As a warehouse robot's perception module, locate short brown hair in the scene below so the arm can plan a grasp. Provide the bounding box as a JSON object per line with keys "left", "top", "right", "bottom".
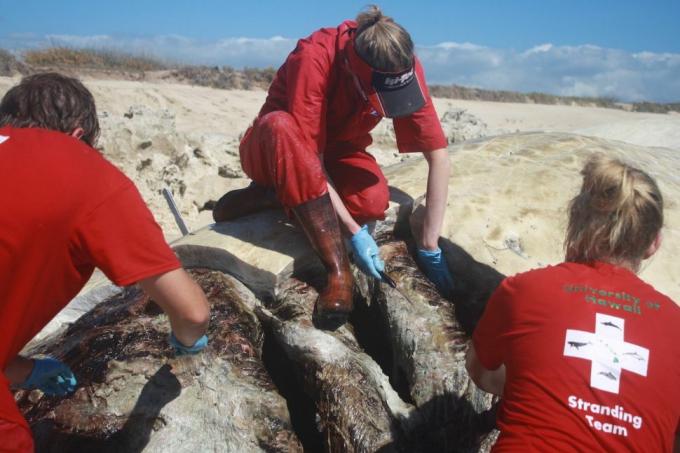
{"left": 565, "top": 155, "right": 663, "bottom": 265}
{"left": 354, "top": 5, "right": 414, "bottom": 72}
{"left": 0, "top": 72, "right": 100, "bottom": 146}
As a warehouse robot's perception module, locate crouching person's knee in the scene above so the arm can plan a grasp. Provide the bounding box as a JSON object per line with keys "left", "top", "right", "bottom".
{"left": 350, "top": 186, "right": 389, "bottom": 225}
{"left": 257, "top": 111, "right": 299, "bottom": 137}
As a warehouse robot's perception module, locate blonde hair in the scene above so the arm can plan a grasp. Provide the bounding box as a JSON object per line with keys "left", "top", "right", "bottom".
{"left": 565, "top": 155, "right": 663, "bottom": 264}
{"left": 354, "top": 5, "right": 414, "bottom": 72}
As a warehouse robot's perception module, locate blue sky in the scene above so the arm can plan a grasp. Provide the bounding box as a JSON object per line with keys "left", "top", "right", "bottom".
{"left": 1, "top": 1, "right": 679, "bottom": 101}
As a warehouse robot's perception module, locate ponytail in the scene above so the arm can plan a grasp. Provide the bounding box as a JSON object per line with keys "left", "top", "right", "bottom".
{"left": 565, "top": 155, "right": 663, "bottom": 264}
{"left": 354, "top": 5, "right": 414, "bottom": 72}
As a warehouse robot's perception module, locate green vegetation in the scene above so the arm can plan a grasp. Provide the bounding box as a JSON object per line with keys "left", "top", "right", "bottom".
{"left": 170, "top": 65, "right": 276, "bottom": 90}
{"left": 23, "top": 47, "right": 167, "bottom": 71}
{"left": 430, "top": 84, "right": 621, "bottom": 109}
{"left": 0, "top": 48, "right": 28, "bottom": 76}
{"left": 631, "top": 102, "right": 680, "bottom": 114}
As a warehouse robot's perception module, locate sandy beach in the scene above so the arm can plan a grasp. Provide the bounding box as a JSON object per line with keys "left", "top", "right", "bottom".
{"left": 2, "top": 75, "right": 679, "bottom": 242}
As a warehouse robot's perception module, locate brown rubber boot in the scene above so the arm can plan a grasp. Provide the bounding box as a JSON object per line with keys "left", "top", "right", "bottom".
{"left": 292, "top": 193, "right": 353, "bottom": 330}
{"left": 213, "top": 182, "right": 281, "bottom": 222}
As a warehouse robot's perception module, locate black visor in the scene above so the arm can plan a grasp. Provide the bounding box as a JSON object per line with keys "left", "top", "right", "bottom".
{"left": 371, "top": 67, "right": 426, "bottom": 118}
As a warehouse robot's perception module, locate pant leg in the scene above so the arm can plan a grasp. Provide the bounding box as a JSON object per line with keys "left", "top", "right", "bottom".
{"left": 0, "top": 419, "right": 33, "bottom": 453}
{"left": 324, "top": 149, "right": 389, "bottom": 225}
{"left": 239, "top": 111, "right": 328, "bottom": 208}
{"left": 0, "top": 379, "right": 33, "bottom": 453}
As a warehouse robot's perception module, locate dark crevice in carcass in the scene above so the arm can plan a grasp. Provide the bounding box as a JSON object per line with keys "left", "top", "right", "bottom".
{"left": 257, "top": 275, "right": 420, "bottom": 452}
{"left": 437, "top": 238, "right": 505, "bottom": 335}
{"left": 351, "top": 225, "right": 500, "bottom": 452}
{"left": 261, "top": 321, "right": 324, "bottom": 452}
{"left": 350, "top": 279, "right": 414, "bottom": 406}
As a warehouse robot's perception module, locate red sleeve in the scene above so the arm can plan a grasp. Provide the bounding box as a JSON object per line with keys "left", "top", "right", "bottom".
{"left": 285, "top": 39, "right": 331, "bottom": 155}
{"left": 74, "top": 181, "right": 181, "bottom": 286}
{"left": 472, "top": 276, "right": 518, "bottom": 370}
{"left": 393, "top": 57, "right": 447, "bottom": 153}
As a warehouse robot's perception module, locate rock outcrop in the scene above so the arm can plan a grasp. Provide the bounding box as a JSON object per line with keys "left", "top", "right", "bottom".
{"left": 97, "top": 106, "right": 248, "bottom": 239}
{"left": 439, "top": 109, "right": 488, "bottom": 144}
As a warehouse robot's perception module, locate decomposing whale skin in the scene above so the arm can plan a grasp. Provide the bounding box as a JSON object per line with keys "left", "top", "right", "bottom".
{"left": 15, "top": 192, "right": 505, "bottom": 452}
{"left": 256, "top": 276, "right": 421, "bottom": 453}
{"left": 16, "top": 269, "right": 302, "bottom": 453}
{"left": 357, "top": 234, "right": 497, "bottom": 452}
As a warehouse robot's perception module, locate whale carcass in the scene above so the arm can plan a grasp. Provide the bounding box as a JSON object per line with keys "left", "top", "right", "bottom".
{"left": 15, "top": 152, "right": 515, "bottom": 451}
{"left": 16, "top": 269, "right": 302, "bottom": 452}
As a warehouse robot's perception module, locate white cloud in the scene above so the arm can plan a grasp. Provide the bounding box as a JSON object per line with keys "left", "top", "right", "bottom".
{"left": 0, "top": 33, "right": 297, "bottom": 68}
{"left": 1, "top": 33, "right": 678, "bottom": 102}
{"left": 521, "top": 43, "right": 553, "bottom": 56}
{"left": 418, "top": 42, "right": 680, "bottom": 102}
{"left": 433, "top": 42, "right": 487, "bottom": 51}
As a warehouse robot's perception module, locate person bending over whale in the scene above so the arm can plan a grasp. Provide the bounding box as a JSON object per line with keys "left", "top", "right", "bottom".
{"left": 213, "top": 6, "right": 454, "bottom": 328}
{"left": 0, "top": 73, "right": 211, "bottom": 452}
{"left": 466, "top": 156, "right": 679, "bottom": 452}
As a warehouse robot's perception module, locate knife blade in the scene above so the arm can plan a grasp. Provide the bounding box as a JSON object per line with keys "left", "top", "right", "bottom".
{"left": 379, "top": 270, "right": 397, "bottom": 288}
{"left": 379, "top": 270, "right": 418, "bottom": 305}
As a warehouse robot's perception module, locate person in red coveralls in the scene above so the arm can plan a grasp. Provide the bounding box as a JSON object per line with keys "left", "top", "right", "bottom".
{"left": 213, "top": 6, "right": 453, "bottom": 328}
{"left": 0, "top": 73, "right": 212, "bottom": 452}
{"left": 467, "top": 156, "right": 679, "bottom": 452}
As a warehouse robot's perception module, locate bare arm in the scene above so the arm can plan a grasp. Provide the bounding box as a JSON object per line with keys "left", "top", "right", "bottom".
{"left": 420, "top": 148, "right": 450, "bottom": 250}
{"left": 465, "top": 343, "right": 506, "bottom": 396}
{"left": 326, "top": 182, "right": 361, "bottom": 235}
{"left": 138, "top": 268, "right": 210, "bottom": 347}
{"left": 323, "top": 147, "right": 450, "bottom": 246}
{"left": 3, "top": 356, "right": 34, "bottom": 386}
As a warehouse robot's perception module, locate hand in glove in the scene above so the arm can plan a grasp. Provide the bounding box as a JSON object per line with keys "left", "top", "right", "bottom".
{"left": 169, "top": 332, "right": 208, "bottom": 356}
{"left": 417, "top": 247, "right": 455, "bottom": 296}
{"left": 21, "top": 357, "right": 77, "bottom": 396}
{"left": 350, "top": 225, "right": 385, "bottom": 280}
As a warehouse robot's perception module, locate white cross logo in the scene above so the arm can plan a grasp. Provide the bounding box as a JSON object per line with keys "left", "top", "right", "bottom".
{"left": 564, "top": 313, "right": 649, "bottom": 394}
{"left": 0, "top": 135, "right": 8, "bottom": 145}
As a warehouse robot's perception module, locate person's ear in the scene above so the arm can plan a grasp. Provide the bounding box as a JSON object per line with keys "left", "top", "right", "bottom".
{"left": 643, "top": 231, "right": 662, "bottom": 259}
{"left": 70, "top": 127, "right": 85, "bottom": 140}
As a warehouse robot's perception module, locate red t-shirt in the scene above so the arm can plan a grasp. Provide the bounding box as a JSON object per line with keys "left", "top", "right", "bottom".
{"left": 259, "top": 20, "right": 448, "bottom": 157}
{"left": 0, "top": 127, "right": 180, "bottom": 430}
{"left": 473, "top": 261, "right": 680, "bottom": 452}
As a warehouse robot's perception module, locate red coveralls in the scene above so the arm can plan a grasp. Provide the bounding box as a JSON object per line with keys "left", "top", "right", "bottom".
{"left": 239, "top": 20, "right": 447, "bottom": 225}
{"left": 0, "top": 127, "right": 181, "bottom": 451}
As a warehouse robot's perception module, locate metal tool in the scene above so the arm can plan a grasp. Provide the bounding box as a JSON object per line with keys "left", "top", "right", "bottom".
{"left": 162, "top": 187, "right": 190, "bottom": 236}
{"left": 379, "top": 270, "right": 418, "bottom": 305}
{"left": 379, "top": 270, "right": 397, "bottom": 288}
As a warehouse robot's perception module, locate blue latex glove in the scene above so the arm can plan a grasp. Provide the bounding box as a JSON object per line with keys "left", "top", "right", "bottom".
{"left": 21, "top": 357, "right": 77, "bottom": 396}
{"left": 350, "top": 225, "right": 385, "bottom": 280}
{"left": 169, "top": 332, "right": 208, "bottom": 356}
{"left": 417, "top": 247, "right": 455, "bottom": 296}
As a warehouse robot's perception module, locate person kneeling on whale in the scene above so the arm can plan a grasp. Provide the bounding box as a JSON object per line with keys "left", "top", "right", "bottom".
{"left": 212, "top": 6, "right": 454, "bottom": 327}
{"left": 0, "top": 73, "right": 211, "bottom": 452}
{"left": 466, "top": 156, "right": 679, "bottom": 452}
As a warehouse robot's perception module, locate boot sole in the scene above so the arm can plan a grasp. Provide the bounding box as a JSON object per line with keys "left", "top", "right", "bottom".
{"left": 313, "top": 310, "right": 350, "bottom": 331}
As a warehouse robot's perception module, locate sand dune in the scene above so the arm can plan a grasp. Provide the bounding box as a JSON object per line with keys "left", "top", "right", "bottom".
{"left": 435, "top": 98, "right": 680, "bottom": 149}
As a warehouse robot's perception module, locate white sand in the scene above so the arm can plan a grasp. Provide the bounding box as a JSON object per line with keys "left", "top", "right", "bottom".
{"left": 434, "top": 98, "right": 680, "bottom": 149}
{"left": 2, "top": 76, "right": 678, "bottom": 241}
{"left": 394, "top": 133, "right": 680, "bottom": 303}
